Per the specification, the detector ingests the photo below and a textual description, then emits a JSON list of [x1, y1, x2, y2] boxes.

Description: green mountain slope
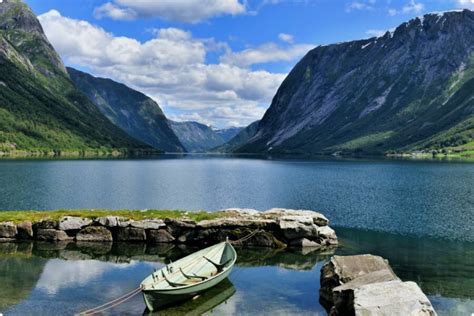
[[237, 10, 474, 155], [0, 0, 150, 155], [215, 120, 260, 152], [67, 68, 185, 153]]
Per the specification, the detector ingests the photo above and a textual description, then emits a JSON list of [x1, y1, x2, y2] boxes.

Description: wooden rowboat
[[140, 241, 237, 311]]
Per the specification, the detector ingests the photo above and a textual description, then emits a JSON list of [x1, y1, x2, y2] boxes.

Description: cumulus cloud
[[38, 10, 310, 127], [220, 42, 313, 67], [94, 0, 246, 23]]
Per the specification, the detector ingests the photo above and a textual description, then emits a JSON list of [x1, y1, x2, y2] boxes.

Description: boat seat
[[179, 268, 208, 281], [161, 270, 187, 287], [203, 256, 232, 273]]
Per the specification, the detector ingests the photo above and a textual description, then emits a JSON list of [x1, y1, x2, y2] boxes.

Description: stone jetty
[[320, 254, 437, 316], [0, 208, 338, 249]]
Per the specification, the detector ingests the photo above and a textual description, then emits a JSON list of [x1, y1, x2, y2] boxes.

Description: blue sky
[[25, 0, 473, 127]]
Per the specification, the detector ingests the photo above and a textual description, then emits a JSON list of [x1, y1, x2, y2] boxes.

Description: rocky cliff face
[[68, 68, 185, 153], [0, 0, 149, 154], [237, 10, 474, 154], [169, 121, 242, 152]]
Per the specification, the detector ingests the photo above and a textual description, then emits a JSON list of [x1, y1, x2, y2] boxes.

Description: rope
[[228, 229, 263, 245], [76, 287, 141, 315]]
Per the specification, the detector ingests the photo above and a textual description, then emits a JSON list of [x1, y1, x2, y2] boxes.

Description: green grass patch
[[0, 209, 226, 224]]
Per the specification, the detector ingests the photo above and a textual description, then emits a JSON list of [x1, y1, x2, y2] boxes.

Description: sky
[[24, 0, 474, 128]]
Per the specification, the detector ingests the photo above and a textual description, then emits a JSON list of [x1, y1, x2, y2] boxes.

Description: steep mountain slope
[[169, 121, 240, 152], [215, 127, 243, 143], [68, 68, 185, 153], [237, 10, 474, 154], [215, 121, 260, 152], [0, 0, 149, 154]]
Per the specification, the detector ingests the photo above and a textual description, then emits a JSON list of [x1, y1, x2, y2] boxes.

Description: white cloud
[[346, 0, 376, 12], [278, 33, 294, 43], [220, 42, 313, 67], [388, 0, 424, 16], [456, 0, 474, 8], [94, 0, 246, 23], [38, 10, 309, 127], [366, 29, 386, 37]]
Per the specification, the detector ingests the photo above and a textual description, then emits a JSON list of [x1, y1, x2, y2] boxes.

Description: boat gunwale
[[141, 242, 237, 293]]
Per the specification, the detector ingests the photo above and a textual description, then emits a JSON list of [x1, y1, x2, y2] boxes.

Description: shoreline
[[0, 208, 338, 249]]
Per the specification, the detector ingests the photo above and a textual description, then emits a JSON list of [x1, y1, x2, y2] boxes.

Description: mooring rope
[[76, 287, 142, 315], [76, 230, 261, 315]]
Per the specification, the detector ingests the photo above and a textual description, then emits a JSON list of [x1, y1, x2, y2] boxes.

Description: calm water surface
[[0, 156, 473, 315]]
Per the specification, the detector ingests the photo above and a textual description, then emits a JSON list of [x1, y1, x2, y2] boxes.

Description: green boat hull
[[141, 242, 237, 312]]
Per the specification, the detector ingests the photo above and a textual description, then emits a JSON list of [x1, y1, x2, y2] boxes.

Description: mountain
[[215, 127, 243, 143], [169, 121, 223, 152], [67, 68, 185, 153], [215, 121, 260, 152], [236, 10, 474, 155], [0, 0, 150, 155]]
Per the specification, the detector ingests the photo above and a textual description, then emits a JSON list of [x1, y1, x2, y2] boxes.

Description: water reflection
[[0, 231, 472, 315]]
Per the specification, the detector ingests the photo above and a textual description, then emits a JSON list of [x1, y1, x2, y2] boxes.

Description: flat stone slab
[[354, 280, 437, 316], [59, 216, 92, 231], [331, 254, 394, 283]]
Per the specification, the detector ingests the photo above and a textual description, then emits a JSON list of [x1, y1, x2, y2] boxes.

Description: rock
[[115, 227, 146, 242], [147, 229, 175, 243], [0, 238, 16, 242], [130, 219, 165, 230], [164, 218, 196, 236], [222, 208, 260, 216], [289, 238, 322, 248], [17, 221, 33, 239], [0, 222, 17, 238], [320, 254, 436, 316], [94, 216, 130, 228], [36, 229, 71, 241], [76, 226, 113, 242], [34, 219, 59, 230], [59, 216, 92, 231], [197, 217, 276, 229], [264, 208, 329, 226], [353, 280, 437, 316], [317, 226, 338, 245], [279, 217, 318, 240]]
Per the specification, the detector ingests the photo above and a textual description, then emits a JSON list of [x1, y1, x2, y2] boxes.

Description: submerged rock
[[76, 226, 113, 242], [0, 222, 17, 238]]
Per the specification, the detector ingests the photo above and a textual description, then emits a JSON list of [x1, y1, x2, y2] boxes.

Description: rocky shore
[[0, 208, 338, 249], [320, 254, 437, 315]]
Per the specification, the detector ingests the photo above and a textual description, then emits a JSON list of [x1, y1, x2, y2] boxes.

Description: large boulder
[[59, 216, 92, 231], [320, 255, 436, 316], [0, 222, 17, 238], [34, 219, 58, 230], [317, 226, 338, 245], [353, 280, 437, 316], [36, 229, 71, 241], [147, 229, 175, 243], [76, 226, 113, 242], [115, 227, 146, 242], [197, 217, 276, 229], [278, 216, 318, 240], [263, 208, 329, 226], [94, 216, 130, 228], [17, 221, 33, 239], [130, 219, 165, 230]]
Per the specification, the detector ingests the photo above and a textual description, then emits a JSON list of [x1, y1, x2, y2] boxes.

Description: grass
[[0, 209, 227, 224]]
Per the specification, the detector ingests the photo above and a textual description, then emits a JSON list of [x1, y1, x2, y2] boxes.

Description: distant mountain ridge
[[236, 10, 474, 154], [169, 121, 242, 152], [68, 68, 185, 153], [0, 0, 149, 155]]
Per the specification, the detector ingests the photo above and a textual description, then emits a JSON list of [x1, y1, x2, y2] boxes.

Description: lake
[[0, 155, 473, 315]]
